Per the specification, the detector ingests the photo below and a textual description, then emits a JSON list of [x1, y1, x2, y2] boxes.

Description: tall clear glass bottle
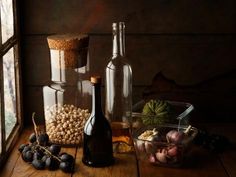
[[105, 22, 133, 153]]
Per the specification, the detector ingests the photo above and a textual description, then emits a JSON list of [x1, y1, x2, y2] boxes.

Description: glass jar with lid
[[43, 34, 91, 146]]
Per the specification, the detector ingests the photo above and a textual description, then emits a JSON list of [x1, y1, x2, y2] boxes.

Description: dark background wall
[[20, 0, 236, 124]]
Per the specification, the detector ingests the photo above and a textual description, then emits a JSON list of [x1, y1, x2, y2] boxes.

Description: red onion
[[166, 130, 185, 144], [167, 145, 178, 157], [148, 154, 156, 163]]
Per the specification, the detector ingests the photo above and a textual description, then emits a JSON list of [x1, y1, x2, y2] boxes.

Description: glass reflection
[[0, 0, 14, 43], [3, 48, 17, 138]]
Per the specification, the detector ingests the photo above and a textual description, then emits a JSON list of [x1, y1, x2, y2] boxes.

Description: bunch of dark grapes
[[18, 113, 75, 173], [194, 129, 230, 153]]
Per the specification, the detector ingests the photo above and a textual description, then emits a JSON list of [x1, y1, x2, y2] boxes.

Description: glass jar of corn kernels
[[43, 34, 91, 146]]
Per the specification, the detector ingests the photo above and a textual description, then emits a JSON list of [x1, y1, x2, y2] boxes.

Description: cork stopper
[[47, 34, 89, 69], [47, 34, 89, 50], [91, 76, 101, 84]]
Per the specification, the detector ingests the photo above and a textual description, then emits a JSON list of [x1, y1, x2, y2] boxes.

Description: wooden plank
[[73, 148, 138, 177], [220, 150, 236, 177], [203, 124, 236, 177], [144, 71, 236, 122], [0, 127, 31, 177], [22, 35, 236, 86], [23, 86, 45, 125], [9, 148, 73, 177], [22, 33, 236, 122], [23, 85, 146, 124], [21, 0, 236, 34], [138, 146, 228, 177], [1, 124, 236, 177], [22, 36, 50, 86], [0, 127, 77, 177], [22, 147, 76, 177]]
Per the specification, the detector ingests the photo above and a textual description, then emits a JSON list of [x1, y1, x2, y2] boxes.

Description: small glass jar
[[43, 34, 91, 146]]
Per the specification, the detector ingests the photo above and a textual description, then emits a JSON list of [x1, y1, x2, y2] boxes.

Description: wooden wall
[[20, 0, 236, 124]]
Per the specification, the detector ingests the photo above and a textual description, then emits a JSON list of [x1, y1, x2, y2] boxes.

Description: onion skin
[[167, 145, 178, 157], [148, 154, 156, 163], [155, 149, 168, 163], [166, 130, 185, 144]]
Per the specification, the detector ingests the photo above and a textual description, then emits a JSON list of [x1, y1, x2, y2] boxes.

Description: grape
[[167, 145, 178, 157], [32, 159, 45, 170], [59, 161, 74, 173], [22, 151, 34, 162], [194, 129, 209, 146], [29, 133, 37, 143], [45, 157, 59, 170], [41, 155, 48, 163], [22, 145, 31, 154], [38, 133, 49, 146], [207, 134, 229, 153], [60, 153, 74, 164], [194, 130, 230, 153], [18, 144, 28, 153], [19, 129, 76, 173], [33, 150, 44, 160], [49, 144, 61, 155]]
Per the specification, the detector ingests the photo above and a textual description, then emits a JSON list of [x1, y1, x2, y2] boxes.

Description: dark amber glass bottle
[[82, 76, 114, 167]]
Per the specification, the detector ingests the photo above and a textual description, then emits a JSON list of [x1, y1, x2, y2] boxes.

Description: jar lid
[[47, 34, 89, 50], [91, 76, 101, 84]]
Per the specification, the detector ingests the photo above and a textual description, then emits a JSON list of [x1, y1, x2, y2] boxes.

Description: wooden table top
[[1, 123, 235, 177]]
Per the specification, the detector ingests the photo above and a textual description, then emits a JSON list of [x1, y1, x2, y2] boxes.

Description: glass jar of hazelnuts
[[43, 34, 91, 146]]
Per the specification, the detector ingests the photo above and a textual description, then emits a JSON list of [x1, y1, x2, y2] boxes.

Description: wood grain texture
[[138, 123, 236, 177], [20, 0, 236, 122], [220, 149, 236, 177], [204, 124, 236, 177], [22, 35, 236, 86], [22, 85, 146, 124], [138, 147, 229, 177], [0, 128, 30, 177], [23, 147, 76, 177], [74, 148, 138, 177], [0, 127, 76, 177], [144, 71, 236, 122], [21, 0, 236, 34], [21, 34, 236, 123], [1, 124, 236, 177]]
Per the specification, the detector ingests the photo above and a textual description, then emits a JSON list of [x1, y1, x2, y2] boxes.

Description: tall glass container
[[43, 34, 91, 146], [105, 22, 133, 153]]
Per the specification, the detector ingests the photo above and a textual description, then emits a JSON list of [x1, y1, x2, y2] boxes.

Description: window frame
[[0, 0, 22, 166]]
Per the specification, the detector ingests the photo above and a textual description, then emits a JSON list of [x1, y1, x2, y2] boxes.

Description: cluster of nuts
[[45, 104, 90, 145]]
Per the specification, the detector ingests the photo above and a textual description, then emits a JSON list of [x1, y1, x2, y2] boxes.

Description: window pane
[[0, 101, 2, 153], [0, 0, 14, 43], [3, 48, 17, 138]]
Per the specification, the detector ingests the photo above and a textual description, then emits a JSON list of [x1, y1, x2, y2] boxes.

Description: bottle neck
[[112, 22, 125, 57], [91, 83, 103, 115], [119, 22, 125, 57]]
